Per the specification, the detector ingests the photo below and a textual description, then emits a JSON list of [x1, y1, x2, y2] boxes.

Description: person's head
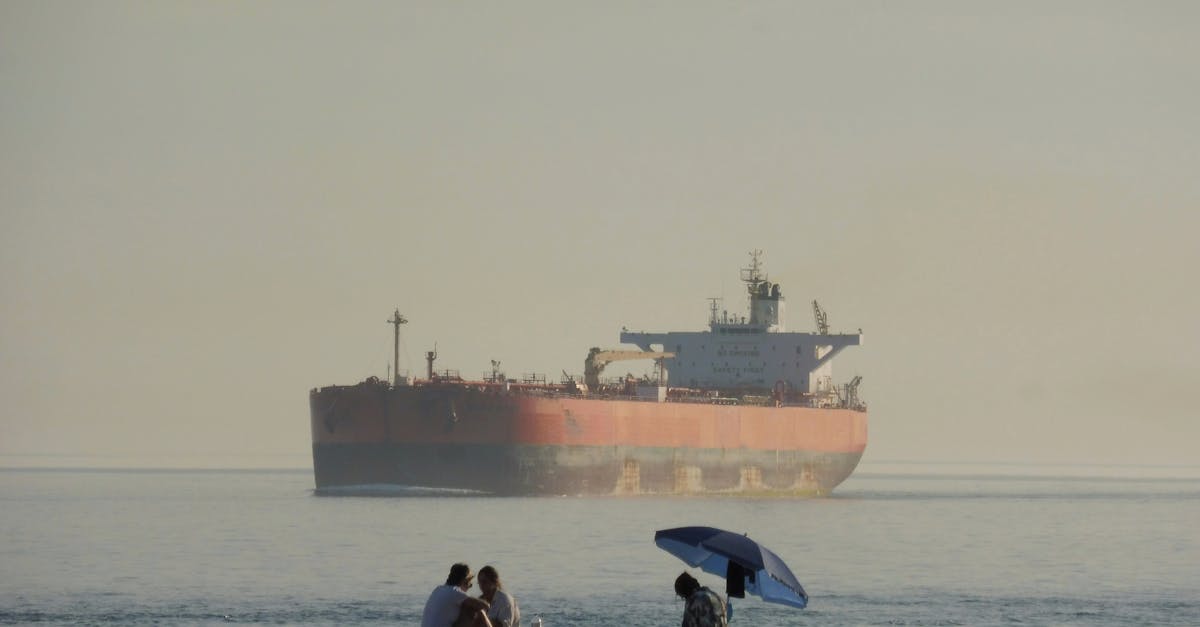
[[478, 565, 502, 596], [674, 571, 700, 599], [446, 563, 474, 590]]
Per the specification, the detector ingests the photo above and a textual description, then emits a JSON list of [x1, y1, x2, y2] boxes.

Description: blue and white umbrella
[[655, 525, 808, 609]]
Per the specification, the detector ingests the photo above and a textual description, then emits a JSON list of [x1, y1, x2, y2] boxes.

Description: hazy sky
[[3, 2, 1197, 468]]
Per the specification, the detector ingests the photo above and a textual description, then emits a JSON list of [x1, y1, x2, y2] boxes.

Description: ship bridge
[[619, 252, 862, 394]]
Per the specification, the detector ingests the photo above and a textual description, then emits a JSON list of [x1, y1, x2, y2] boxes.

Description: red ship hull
[[311, 380, 867, 496]]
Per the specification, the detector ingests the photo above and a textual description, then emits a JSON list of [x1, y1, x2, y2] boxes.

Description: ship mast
[[387, 309, 407, 385], [741, 249, 766, 293]]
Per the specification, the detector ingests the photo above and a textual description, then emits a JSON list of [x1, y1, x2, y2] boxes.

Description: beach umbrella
[[654, 525, 808, 609]]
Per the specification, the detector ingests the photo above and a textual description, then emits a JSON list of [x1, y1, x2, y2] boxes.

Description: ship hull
[[310, 381, 867, 496]]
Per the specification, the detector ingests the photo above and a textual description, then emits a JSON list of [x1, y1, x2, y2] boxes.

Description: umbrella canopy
[[655, 526, 808, 609]]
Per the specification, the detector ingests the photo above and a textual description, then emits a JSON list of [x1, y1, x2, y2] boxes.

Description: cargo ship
[[310, 251, 866, 496]]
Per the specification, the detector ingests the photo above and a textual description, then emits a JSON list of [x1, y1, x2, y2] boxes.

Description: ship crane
[[584, 347, 675, 389], [837, 375, 863, 409], [812, 300, 829, 335]]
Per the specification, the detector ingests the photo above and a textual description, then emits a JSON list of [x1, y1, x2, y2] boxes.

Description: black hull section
[[313, 442, 864, 496]]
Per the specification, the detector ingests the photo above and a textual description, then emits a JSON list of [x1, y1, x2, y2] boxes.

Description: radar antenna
[[707, 297, 722, 325], [740, 249, 767, 294], [812, 300, 829, 335]]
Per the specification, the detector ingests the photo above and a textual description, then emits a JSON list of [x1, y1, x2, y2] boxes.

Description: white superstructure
[[620, 251, 862, 394]]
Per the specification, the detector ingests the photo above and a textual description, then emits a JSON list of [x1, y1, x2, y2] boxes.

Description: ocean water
[[1, 466, 1197, 626]]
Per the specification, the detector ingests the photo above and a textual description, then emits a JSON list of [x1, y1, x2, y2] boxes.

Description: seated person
[[421, 563, 492, 627], [478, 565, 520, 627]]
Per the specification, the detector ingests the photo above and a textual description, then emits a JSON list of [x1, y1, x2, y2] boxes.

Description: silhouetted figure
[[674, 571, 727, 627]]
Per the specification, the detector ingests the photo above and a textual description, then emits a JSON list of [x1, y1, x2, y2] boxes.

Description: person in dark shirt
[[674, 571, 727, 627]]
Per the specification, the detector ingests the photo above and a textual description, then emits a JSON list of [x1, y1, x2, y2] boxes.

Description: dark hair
[[674, 571, 700, 599], [479, 565, 503, 590], [446, 563, 472, 586]]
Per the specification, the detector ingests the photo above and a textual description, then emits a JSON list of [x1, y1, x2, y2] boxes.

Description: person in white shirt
[[478, 565, 520, 627], [421, 563, 492, 627]]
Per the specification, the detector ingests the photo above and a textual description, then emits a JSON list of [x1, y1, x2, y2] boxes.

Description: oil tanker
[[310, 252, 866, 496]]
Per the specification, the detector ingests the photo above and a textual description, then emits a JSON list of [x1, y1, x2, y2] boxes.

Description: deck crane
[[837, 375, 863, 409], [812, 300, 830, 335], [584, 347, 675, 389]]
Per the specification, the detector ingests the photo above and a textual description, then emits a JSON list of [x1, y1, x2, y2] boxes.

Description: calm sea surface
[[1, 466, 1197, 626]]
